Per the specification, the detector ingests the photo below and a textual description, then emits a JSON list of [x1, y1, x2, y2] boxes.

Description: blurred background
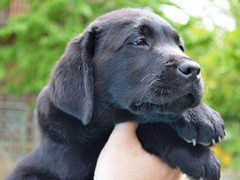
[[0, 0, 239, 179]]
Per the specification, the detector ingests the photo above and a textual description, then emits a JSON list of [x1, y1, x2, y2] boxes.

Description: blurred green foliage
[[0, 0, 240, 170], [221, 122, 240, 170]]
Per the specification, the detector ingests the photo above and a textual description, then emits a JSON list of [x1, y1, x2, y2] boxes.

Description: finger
[[114, 121, 138, 132], [105, 121, 141, 150]]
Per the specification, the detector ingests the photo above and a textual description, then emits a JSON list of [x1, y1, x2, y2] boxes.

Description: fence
[[0, 0, 29, 26], [0, 101, 37, 178]]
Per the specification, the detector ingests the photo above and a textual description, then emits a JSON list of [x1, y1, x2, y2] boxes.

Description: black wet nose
[[178, 61, 201, 80]]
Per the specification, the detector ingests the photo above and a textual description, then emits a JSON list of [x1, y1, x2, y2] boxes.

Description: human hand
[[94, 121, 189, 180]]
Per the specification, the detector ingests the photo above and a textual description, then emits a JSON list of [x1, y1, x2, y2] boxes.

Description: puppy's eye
[[130, 39, 149, 46]]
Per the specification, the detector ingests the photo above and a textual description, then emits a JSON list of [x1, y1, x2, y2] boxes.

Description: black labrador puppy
[[7, 8, 225, 180]]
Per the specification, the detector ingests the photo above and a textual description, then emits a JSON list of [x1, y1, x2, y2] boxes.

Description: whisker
[[139, 75, 157, 101], [140, 74, 156, 82], [150, 88, 158, 102], [146, 79, 159, 102]]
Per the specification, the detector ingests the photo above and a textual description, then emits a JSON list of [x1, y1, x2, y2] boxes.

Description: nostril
[[179, 66, 192, 75], [196, 68, 200, 75], [178, 62, 201, 78]]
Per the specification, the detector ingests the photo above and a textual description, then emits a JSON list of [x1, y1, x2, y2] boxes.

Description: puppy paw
[[138, 123, 221, 179], [171, 103, 225, 146], [168, 146, 220, 180]]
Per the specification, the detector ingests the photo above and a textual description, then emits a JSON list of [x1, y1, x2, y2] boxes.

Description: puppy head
[[92, 9, 204, 122], [49, 8, 204, 125]]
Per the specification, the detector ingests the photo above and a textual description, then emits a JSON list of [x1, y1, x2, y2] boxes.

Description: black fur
[[7, 9, 225, 180]]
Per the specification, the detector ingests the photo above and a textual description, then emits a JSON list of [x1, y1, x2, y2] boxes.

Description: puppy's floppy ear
[[49, 27, 99, 125]]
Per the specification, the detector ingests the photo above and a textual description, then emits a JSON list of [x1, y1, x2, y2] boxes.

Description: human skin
[[94, 122, 189, 180]]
